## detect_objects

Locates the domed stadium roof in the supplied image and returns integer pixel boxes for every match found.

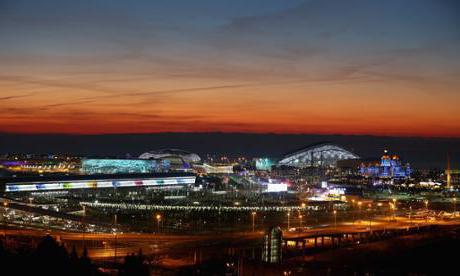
[138,149,201,164]
[278,142,359,168]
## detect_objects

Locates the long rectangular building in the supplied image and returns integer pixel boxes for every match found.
[0,172,196,193]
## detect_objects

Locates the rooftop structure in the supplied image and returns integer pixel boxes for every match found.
[139,149,201,163]
[278,142,360,168]
[193,163,234,174]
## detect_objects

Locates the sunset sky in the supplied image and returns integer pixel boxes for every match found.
[0,0,459,137]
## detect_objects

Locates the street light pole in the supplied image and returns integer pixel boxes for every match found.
[299,215,303,229]
[409,206,412,226]
[453,198,457,217]
[424,199,429,223]
[156,214,161,233]
[251,212,256,232]
[367,204,372,232]
[351,199,355,224]
[358,202,362,223]
[82,205,86,248]
[287,211,290,230]
[333,210,337,230]
[113,214,117,265]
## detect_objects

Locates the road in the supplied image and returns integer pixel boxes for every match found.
[2,214,460,261]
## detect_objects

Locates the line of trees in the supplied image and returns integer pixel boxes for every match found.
[0,235,149,276]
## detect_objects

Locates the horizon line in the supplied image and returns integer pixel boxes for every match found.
[1,131,460,140]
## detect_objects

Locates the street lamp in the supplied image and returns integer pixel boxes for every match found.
[82,205,86,246]
[388,202,394,221]
[251,212,256,232]
[424,199,429,223]
[358,201,362,223]
[113,214,117,264]
[453,198,457,216]
[333,210,337,230]
[298,214,303,229]
[409,206,412,226]
[287,211,291,230]
[351,199,356,223]
[156,214,161,233]
[367,204,372,232]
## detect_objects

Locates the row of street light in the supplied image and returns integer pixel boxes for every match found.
[106,196,457,238]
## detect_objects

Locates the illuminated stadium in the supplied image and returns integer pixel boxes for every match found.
[278,142,359,168]
[139,149,201,164]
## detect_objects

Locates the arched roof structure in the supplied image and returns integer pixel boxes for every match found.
[278,142,359,168]
[138,149,201,164]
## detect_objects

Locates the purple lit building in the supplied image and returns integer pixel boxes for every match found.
[359,150,411,179]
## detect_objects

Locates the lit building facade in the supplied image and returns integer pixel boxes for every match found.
[192,163,234,174]
[359,150,411,179]
[255,158,275,171]
[262,226,283,263]
[3,173,196,193]
[81,159,167,174]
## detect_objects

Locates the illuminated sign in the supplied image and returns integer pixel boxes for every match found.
[5,176,196,192]
[266,183,288,193]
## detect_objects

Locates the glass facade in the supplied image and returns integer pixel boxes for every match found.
[262,226,283,263]
[255,158,275,171]
[81,159,167,174]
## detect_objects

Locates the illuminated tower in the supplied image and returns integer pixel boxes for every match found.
[380,150,391,177]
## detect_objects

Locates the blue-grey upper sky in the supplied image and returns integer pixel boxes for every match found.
[0,0,459,136]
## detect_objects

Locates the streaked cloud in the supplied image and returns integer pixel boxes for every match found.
[0,0,459,137]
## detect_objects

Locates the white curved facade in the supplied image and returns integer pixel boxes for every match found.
[278,143,359,168]
[138,149,201,164]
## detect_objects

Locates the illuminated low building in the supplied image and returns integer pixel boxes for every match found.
[0,159,80,174]
[255,158,275,171]
[359,150,411,179]
[81,159,165,174]
[257,178,289,193]
[193,163,234,174]
[1,172,196,193]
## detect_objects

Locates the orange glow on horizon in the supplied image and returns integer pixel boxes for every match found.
[1,59,459,138]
